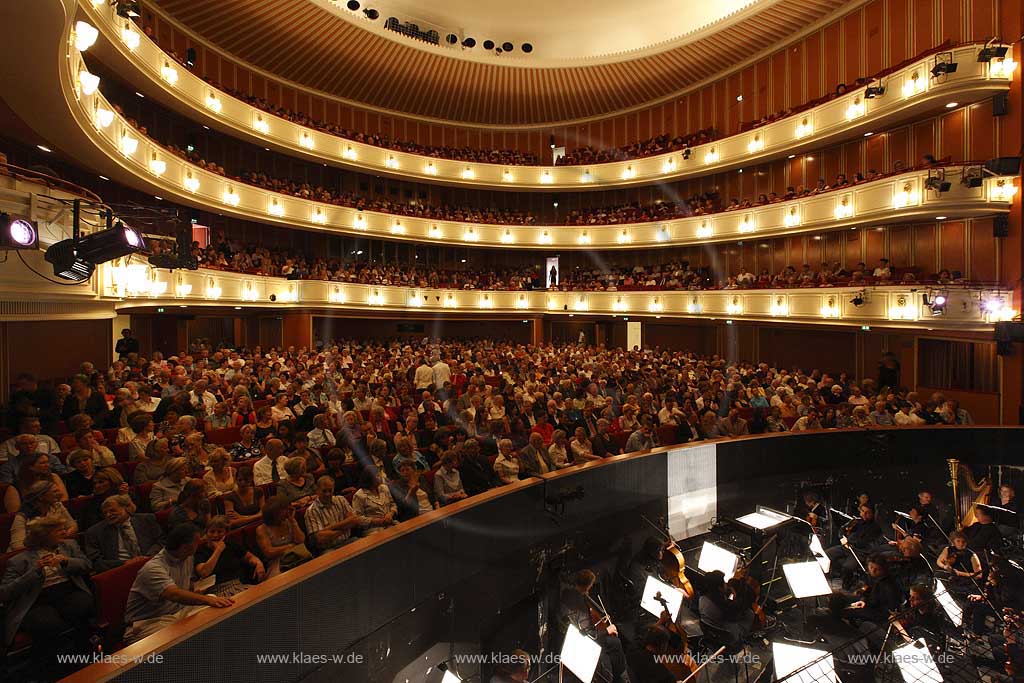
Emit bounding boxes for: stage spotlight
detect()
[924,173,951,193]
[346,0,360,9]
[115,1,141,18]
[45,221,147,281]
[43,242,94,281]
[851,293,865,307]
[960,166,983,188]
[682,148,691,160]
[978,43,1008,62]
[864,81,885,99]
[926,291,948,316]
[462,37,476,48]
[930,53,958,78]
[483,39,494,50]
[1,214,39,250]
[521,43,533,53]
[446,33,458,44]
[363,8,379,20]
[502,42,514,52]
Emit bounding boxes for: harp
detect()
[948,458,991,529]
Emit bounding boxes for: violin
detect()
[727,560,768,630]
[652,592,698,677]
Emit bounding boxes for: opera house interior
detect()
[1,1,1024,681]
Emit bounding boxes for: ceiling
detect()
[151,0,850,125]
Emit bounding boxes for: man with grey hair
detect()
[84,494,165,571]
[303,476,362,554]
[493,439,520,485]
[0,433,65,483]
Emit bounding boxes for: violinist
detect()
[964,505,1003,562]
[937,531,982,596]
[887,537,933,592]
[795,490,827,533]
[891,506,929,543]
[626,537,669,609]
[556,570,631,683]
[698,570,759,648]
[894,585,948,645]
[825,504,884,587]
[626,620,690,683]
[968,560,1024,635]
[830,555,904,644]
[490,648,530,683]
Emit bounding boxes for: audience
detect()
[83,494,164,572]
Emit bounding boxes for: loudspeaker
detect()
[993,92,1009,116]
[994,215,1009,238]
[986,156,1022,176]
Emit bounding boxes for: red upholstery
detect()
[101,428,120,444]
[783,416,798,428]
[0,512,16,552]
[116,460,139,483]
[133,482,155,513]
[66,496,94,524]
[241,524,261,556]
[613,432,630,452]
[155,508,174,531]
[656,425,678,446]
[421,469,436,492]
[92,556,150,646]
[341,487,356,503]
[206,427,241,445]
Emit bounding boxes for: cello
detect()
[726,534,778,631]
[641,515,695,599]
[651,591,698,678]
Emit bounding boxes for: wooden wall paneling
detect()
[939,220,967,275]
[864,0,886,75]
[887,0,911,66]
[914,223,938,274]
[968,0,996,39]
[911,119,936,161]
[843,11,863,85]
[824,232,843,265]
[754,60,769,122]
[889,225,912,267]
[940,0,966,43]
[805,33,823,102]
[823,22,843,95]
[865,226,886,264]
[969,218,998,282]
[846,229,864,266]
[806,234,823,267]
[912,0,937,55]
[866,131,886,172]
[770,51,787,115]
[788,235,806,266]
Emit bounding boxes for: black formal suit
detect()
[83,513,165,572]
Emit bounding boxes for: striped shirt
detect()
[304,495,358,542]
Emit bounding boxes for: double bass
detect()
[641,515,695,599]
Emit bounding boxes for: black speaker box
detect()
[994,215,1009,237]
[994,92,1009,116]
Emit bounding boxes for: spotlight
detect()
[681,148,691,160]
[462,37,476,48]
[926,290,948,316]
[44,243,94,281]
[960,166,983,188]
[521,43,533,53]
[1,214,39,250]
[115,0,141,18]
[346,0,360,9]
[930,53,958,78]
[549,134,556,149]
[446,33,458,45]
[45,221,148,281]
[978,43,1008,62]
[851,293,865,307]
[924,171,951,193]
[362,8,379,20]
[483,40,494,50]
[864,82,885,99]
[502,42,513,52]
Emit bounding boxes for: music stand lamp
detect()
[772,641,839,683]
[559,624,602,683]
[782,561,833,643]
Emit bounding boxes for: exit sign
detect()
[157,307,165,313]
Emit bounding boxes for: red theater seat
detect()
[206,427,241,445]
[92,556,150,649]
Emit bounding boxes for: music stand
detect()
[809,533,831,574]
[560,624,602,683]
[893,638,944,682]
[441,671,461,683]
[772,641,838,683]
[640,575,684,621]
[697,541,740,580]
[782,561,832,643]
[933,578,964,628]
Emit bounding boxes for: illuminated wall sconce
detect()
[183,171,200,194]
[121,22,140,50]
[73,21,99,52]
[703,147,719,164]
[281,285,299,303]
[205,277,222,299]
[656,225,671,242]
[148,153,166,176]
[990,178,1018,202]
[253,114,269,134]
[820,295,841,318]
[175,278,192,297]
[368,289,385,306]
[834,196,854,219]
[990,57,1018,78]
[546,296,559,310]
[502,169,514,183]
[311,206,327,225]
[385,155,399,169]
[795,117,813,138]
[747,135,764,154]
[424,162,438,175]
[205,92,222,113]
[241,281,260,301]
[983,296,1017,322]
[298,131,314,149]
[501,228,514,244]
[515,294,530,309]
[541,171,554,184]
[428,224,443,239]
[160,62,179,85]
[342,145,357,160]
[901,72,925,97]
[613,297,628,312]
[78,70,100,96]
[353,212,366,229]
[577,231,591,246]
[407,290,423,307]
[845,96,865,120]
[617,229,632,244]
[463,226,479,242]
[221,187,240,206]
[119,131,138,156]
[770,295,789,317]
[889,294,918,320]
[478,294,494,309]
[696,221,713,239]
[686,296,702,314]
[621,165,636,180]
[893,182,919,208]
[443,292,457,308]
[538,230,553,245]
[783,207,800,227]
[573,295,589,311]
[648,297,664,313]
[738,215,755,233]
[94,102,114,128]
[661,157,677,174]
[268,198,285,217]
[462,167,475,180]
[580,170,592,183]
[390,220,405,235]
[328,285,346,303]
[726,296,744,315]
[145,274,167,298]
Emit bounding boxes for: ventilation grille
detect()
[0,300,115,320]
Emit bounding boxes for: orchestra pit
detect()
[1,1,1024,682]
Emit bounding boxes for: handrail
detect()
[0,161,104,204]
[59,425,1024,683]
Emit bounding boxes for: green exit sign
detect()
[157,307,165,313]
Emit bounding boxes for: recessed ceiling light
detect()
[935,215,947,220]
[738,169,743,174]
[36,145,52,153]
[863,132,873,137]
[945,102,958,108]
[806,156,814,161]
[736,95,743,102]
[234,306,242,310]
[153,196,162,200]
[178,305,187,308]
[98,175,109,180]
[135,91,145,98]
[202,125,209,130]
[264,148,270,151]
[787,154,796,159]
[461,259,466,263]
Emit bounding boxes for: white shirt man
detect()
[252,439,288,485]
[432,358,451,389]
[414,362,434,390]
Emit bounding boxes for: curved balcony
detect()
[76,0,1012,190]
[102,262,1015,332]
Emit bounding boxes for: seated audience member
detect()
[84,494,164,571]
[625,419,656,452]
[4,448,69,514]
[303,476,362,553]
[221,466,264,526]
[518,432,553,476]
[206,401,232,430]
[194,516,265,596]
[229,424,263,461]
[253,438,288,485]
[58,441,92,494]
[458,440,494,495]
[0,517,94,658]
[869,400,895,426]
[765,406,788,432]
[433,451,468,505]
[278,456,316,505]
[493,438,521,484]
[0,417,61,462]
[202,448,237,497]
[306,413,337,450]
[123,523,235,644]
[62,374,109,427]
[8,480,78,551]
[590,418,621,456]
[548,429,571,468]
[720,407,750,437]
[134,438,171,485]
[792,409,823,431]
[1,434,67,499]
[390,460,435,520]
[74,428,116,467]
[151,457,190,511]
[78,467,131,530]
[168,479,213,530]
[289,434,325,478]
[255,496,309,577]
[351,469,398,534]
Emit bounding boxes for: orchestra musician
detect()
[625,537,669,609]
[891,506,929,543]
[937,531,982,596]
[994,484,1020,539]
[886,537,933,592]
[557,570,631,683]
[490,648,531,683]
[964,505,1003,564]
[829,555,905,645]
[625,602,696,683]
[914,489,951,532]
[825,504,884,587]
[967,560,1024,635]
[894,585,948,645]
[795,490,827,531]
[698,570,760,649]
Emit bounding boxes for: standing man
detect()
[116,328,140,359]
